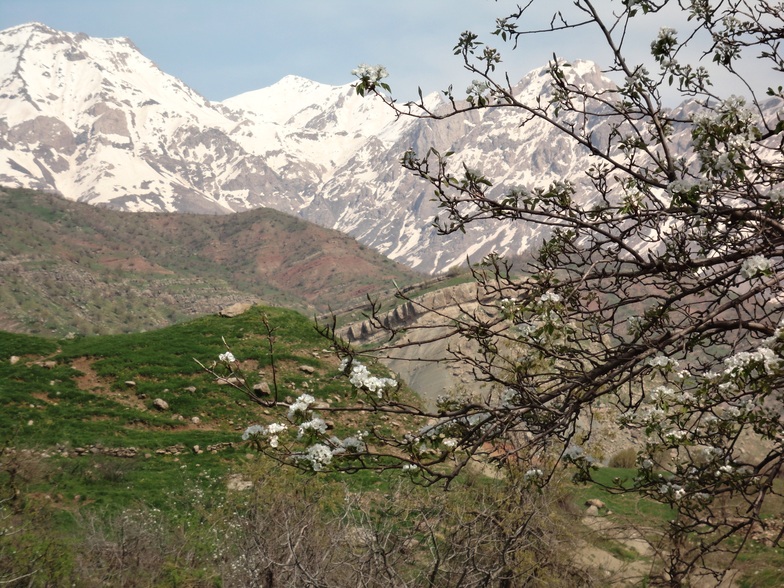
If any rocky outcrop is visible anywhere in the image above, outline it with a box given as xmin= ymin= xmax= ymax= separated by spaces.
xmin=8 ymin=116 xmax=77 ymax=153
xmin=340 ymin=282 xmax=485 ymax=344
xmin=338 ymin=283 xmax=492 ymax=409
xmin=219 ymin=301 xmax=256 ymax=317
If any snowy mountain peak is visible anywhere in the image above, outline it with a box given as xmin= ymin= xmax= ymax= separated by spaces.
xmin=223 ymin=74 xmax=350 ymax=123
xmin=5 ymin=21 xmax=54 ymax=35
xmin=510 ymin=58 xmax=612 ymax=104
xmin=0 ymin=23 xmax=654 ymax=275
xmin=1 ymin=20 xmax=213 ymax=127
xmin=5 ymin=21 xmax=139 ymax=60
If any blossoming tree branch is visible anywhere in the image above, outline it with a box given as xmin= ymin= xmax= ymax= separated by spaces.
xmin=203 ymin=1 xmax=783 ymax=584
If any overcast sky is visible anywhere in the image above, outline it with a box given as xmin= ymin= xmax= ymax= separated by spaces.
xmin=1 ymin=0 xmax=767 ymax=103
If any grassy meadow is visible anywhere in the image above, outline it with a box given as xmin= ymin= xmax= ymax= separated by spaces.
xmin=1 ymin=306 xmax=782 ymax=586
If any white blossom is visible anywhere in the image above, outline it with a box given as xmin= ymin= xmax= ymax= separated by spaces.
xmin=655 ymin=27 xmax=677 ymax=44
xmin=524 ymin=468 xmax=543 ymax=481
xmin=740 ymin=255 xmax=773 ymax=279
xmin=219 ymin=351 xmax=236 ymax=363
xmin=665 ymin=429 xmax=688 ymax=443
xmin=659 ymin=482 xmax=685 ymax=500
xmin=242 ymin=424 xmax=264 ymax=440
xmin=466 ymin=79 xmax=490 ymax=95
xmin=267 ymin=422 xmax=287 ymax=435
xmin=298 ymin=417 xmax=328 ymax=438
xmin=351 ymin=64 xmax=388 ymax=83
xmin=723 ymin=346 xmax=781 ymax=375
xmin=344 ymin=361 xmax=397 ymax=397
xmin=288 ymin=393 xmax=316 ymax=419
xmin=442 ymin=437 xmax=458 ymax=449
xmin=539 ymin=292 xmax=562 ymax=304
xmin=647 ymin=354 xmax=680 ymax=371
xmin=242 ymin=422 xmax=287 ymax=448
xmin=303 ymin=443 xmax=333 ymax=471
xmin=650 ymin=385 xmax=676 ymax=403
xmin=716 ymin=464 xmax=734 ymax=477
xmin=338 ymin=436 xmax=365 ymax=453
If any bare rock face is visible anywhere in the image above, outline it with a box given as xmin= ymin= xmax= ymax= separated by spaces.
xmin=216 ymin=377 xmax=245 ymax=386
xmin=340 ymin=281 xmax=479 ymax=344
xmin=339 ymin=282 xmax=486 ymax=409
xmin=8 ymin=116 xmax=77 ymax=154
xmin=89 ymin=104 xmax=130 ymax=138
xmin=226 ymin=474 xmax=253 ymax=491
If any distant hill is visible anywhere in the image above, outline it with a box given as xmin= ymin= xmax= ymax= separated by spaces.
xmin=0 ymin=187 xmax=423 ymax=336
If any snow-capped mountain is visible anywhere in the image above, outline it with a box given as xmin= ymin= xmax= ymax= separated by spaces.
xmin=0 ymin=23 xmax=644 ymax=273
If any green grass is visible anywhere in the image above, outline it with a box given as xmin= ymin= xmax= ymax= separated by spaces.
xmin=0 ymin=304 xmax=352 ymax=583
xmin=2 ymin=304 xmax=782 ymax=586
xmin=731 ymin=534 xmax=784 ymax=587
xmin=569 ymin=466 xmax=676 ymax=521
xmin=31 ymin=451 xmax=236 ymax=512
xmin=1 ymin=305 xmax=338 ymax=450
xmin=0 ymin=331 xmax=59 ymax=357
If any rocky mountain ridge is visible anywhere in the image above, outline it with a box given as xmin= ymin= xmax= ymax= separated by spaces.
xmin=5 ymin=23 xmax=777 ymax=274
xmin=0 ymin=23 xmax=616 ymax=273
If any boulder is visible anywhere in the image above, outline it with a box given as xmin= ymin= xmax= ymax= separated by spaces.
xmin=585 ymin=498 xmax=606 ymax=509
xmin=219 ymin=302 xmax=254 ymax=318
xmin=226 ymin=473 xmax=253 ymax=491
xmin=217 ymin=376 xmax=245 ymax=386
xmin=253 ymin=382 xmax=271 ymax=396
xmin=585 ymin=505 xmax=600 ymax=517
xmin=152 ymin=398 xmax=169 ymax=411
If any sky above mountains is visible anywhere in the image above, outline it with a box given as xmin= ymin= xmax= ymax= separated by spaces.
xmin=1 ymin=1 xmax=771 ymax=103
xmin=3 ymin=0 xmax=530 ymax=101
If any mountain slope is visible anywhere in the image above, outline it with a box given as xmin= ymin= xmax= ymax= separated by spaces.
xmin=0 ymin=187 xmax=422 ymax=336
xmin=7 ymin=24 xmax=779 ymax=274
xmin=0 ymin=23 xmax=617 ymax=273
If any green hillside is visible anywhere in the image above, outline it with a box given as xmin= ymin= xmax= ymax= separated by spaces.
xmin=1 ymin=307 xmax=782 ymax=586
xmin=0 ymin=305 xmax=420 ymax=585
xmin=0 ymin=187 xmax=423 ymax=337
